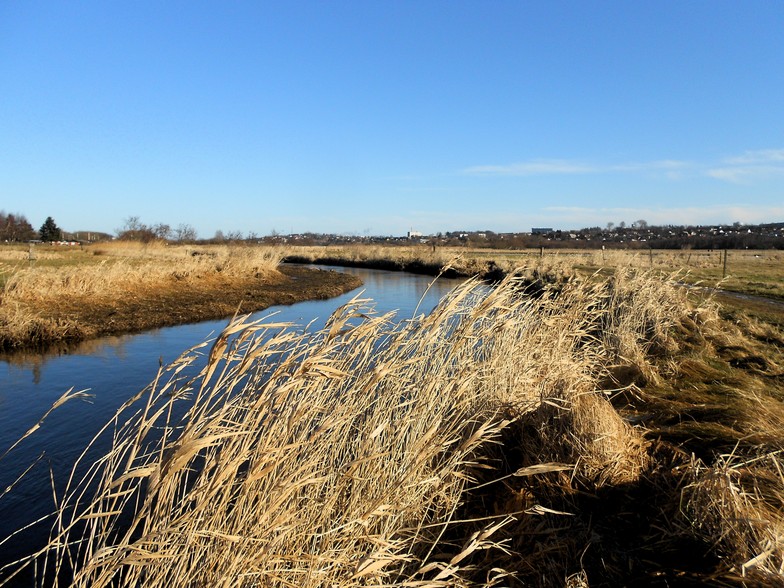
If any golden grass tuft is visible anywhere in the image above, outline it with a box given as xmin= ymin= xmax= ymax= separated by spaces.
xmin=684 ymin=452 xmax=784 ymax=582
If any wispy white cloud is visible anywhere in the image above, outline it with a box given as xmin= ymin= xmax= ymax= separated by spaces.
xmin=609 ymin=160 xmax=690 ymax=172
xmin=723 ymin=149 xmax=784 ymax=166
xmin=464 ymin=159 xmax=597 ymax=176
xmin=464 ymin=149 xmax=784 ymax=185
xmin=706 ymin=149 xmax=784 ymax=183
xmin=463 ymin=158 xmax=691 ymax=177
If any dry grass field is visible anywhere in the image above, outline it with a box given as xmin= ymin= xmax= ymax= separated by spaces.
xmin=0 ymin=242 xmax=361 ymax=351
xmin=283 ymin=244 xmax=784 ymax=300
xmin=2 ymin=264 xmax=783 ymax=586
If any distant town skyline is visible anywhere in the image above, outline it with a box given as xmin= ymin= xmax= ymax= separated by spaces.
xmin=2 ymin=2 xmax=782 ymax=237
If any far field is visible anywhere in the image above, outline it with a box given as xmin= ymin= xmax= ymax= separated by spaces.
xmin=283 ymin=242 xmax=784 ymax=304
xmin=2 ymin=243 xmax=783 ymax=352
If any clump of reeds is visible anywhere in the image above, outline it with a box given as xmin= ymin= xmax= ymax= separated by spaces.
xmin=4 ymin=267 xmax=779 ymax=586
xmin=0 ymin=302 xmax=83 ymax=348
xmin=0 ymin=278 xmax=513 ymax=585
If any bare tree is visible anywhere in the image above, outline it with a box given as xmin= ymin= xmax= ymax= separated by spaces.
xmin=117 ymin=216 xmax=155 ymax=242
xmin=152 ymin=223 xmax=172 ymax=241
xmin=0 ymin=211 xmax=36 ymax=242
xmin=174 ymin=223 xmax=198 ymax=243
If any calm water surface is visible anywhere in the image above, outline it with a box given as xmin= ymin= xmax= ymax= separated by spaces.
xmin=0 ymin=266 xmax=462 ymax=574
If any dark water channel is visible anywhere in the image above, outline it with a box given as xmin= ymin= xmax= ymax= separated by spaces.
xmin=0 ymin=266 xmax=462 ymax=580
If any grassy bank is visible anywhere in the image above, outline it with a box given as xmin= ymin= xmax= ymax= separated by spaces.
xmin=2 ymin=267 xmax=783 ymax=586
xmin=0 ymin=242 xmax=362 ymax=351
xmin=283 ymin=244 xmax=784 ymax=299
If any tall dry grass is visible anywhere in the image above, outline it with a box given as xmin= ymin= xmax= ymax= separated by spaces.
xmin=3 ymin=243 xmax=283 ymax=302
xmin=2 ymin=267 xmax=782 ymax=586
xmin=0 ymin=243 xmax=284 ymax=349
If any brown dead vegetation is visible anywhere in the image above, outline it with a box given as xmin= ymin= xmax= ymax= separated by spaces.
xmin=1 ymin=266 xmax=783 ymax=587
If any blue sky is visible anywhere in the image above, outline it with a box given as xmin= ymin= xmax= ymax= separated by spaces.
xmin=1 ymin=1 xmax=782 ymax=238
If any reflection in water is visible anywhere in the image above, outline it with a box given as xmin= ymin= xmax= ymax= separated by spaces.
xmin=1 ymin=333 xmax=139 ymax=383
xmin=0 ymin=266 xmax=462 ymax=575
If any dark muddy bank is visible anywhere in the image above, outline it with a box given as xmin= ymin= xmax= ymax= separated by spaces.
xmin=282 ymin=254 xmax=508 ymax=280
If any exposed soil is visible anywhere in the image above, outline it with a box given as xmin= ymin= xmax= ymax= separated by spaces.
xmin=1 ymin=266 xmax=362 ymax=352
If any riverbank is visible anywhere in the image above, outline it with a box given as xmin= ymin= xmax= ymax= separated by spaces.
xmin=282 ymin=244 xmax=784 ymax=299
xmin=0 ymin=243 xmax=362 ymax=351
xmin=283 ymin=252 xmax=508 ymax=280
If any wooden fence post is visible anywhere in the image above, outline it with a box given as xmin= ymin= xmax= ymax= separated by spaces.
xmin=28 ymin=243 xmax=37 ymax=266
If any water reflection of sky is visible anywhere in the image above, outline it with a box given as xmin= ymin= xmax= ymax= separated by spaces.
xmin=0 ymin=267 xmax=462 ymax=569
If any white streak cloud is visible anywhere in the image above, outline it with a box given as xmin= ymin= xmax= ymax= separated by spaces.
xmin=724 ymin=149 xmax=784 ymax=166
xmin=464 ymin=159 xmax=597 ymax=176
xmin=464 ymin=158 xmax=691 ymax=177
xmin=465 ymin=149 xmax=784 ymax=185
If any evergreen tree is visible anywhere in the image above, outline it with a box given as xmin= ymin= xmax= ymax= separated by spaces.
xmin=39 ymin=216 xmax=62 ymax=242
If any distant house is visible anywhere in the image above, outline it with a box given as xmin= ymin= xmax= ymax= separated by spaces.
xmin=407 ymin=230 xmax=423 ymax=239
xmin=531 ymin=227 xmax=553 ymax=235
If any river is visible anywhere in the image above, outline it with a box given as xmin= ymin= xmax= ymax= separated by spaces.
xmin=0 ymin=266 xmax=463 ymax=582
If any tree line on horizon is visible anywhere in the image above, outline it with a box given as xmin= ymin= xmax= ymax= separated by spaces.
xmin=0 ymin=211 xmax=65 ymax=243
xmin=2 ymin=211 xmax=782 ymax=249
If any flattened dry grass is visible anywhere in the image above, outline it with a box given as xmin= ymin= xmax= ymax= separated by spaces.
xmin=2 ymin=267 xmax=784 ymax=586
xmin=607 ymin=280 xmax=784 ymax=583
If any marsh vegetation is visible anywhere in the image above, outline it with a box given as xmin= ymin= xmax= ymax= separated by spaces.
xmin=284 ymin=244 xmax=784 ymax=300
xmin=1 ymin=260 xmax=782 ymax=586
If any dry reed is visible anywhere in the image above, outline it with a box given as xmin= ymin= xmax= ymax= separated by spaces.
xmin=684 ymin=451 xmax=784 ymax=582
xmin=2 ymin=266 xmax=781 ymax=586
